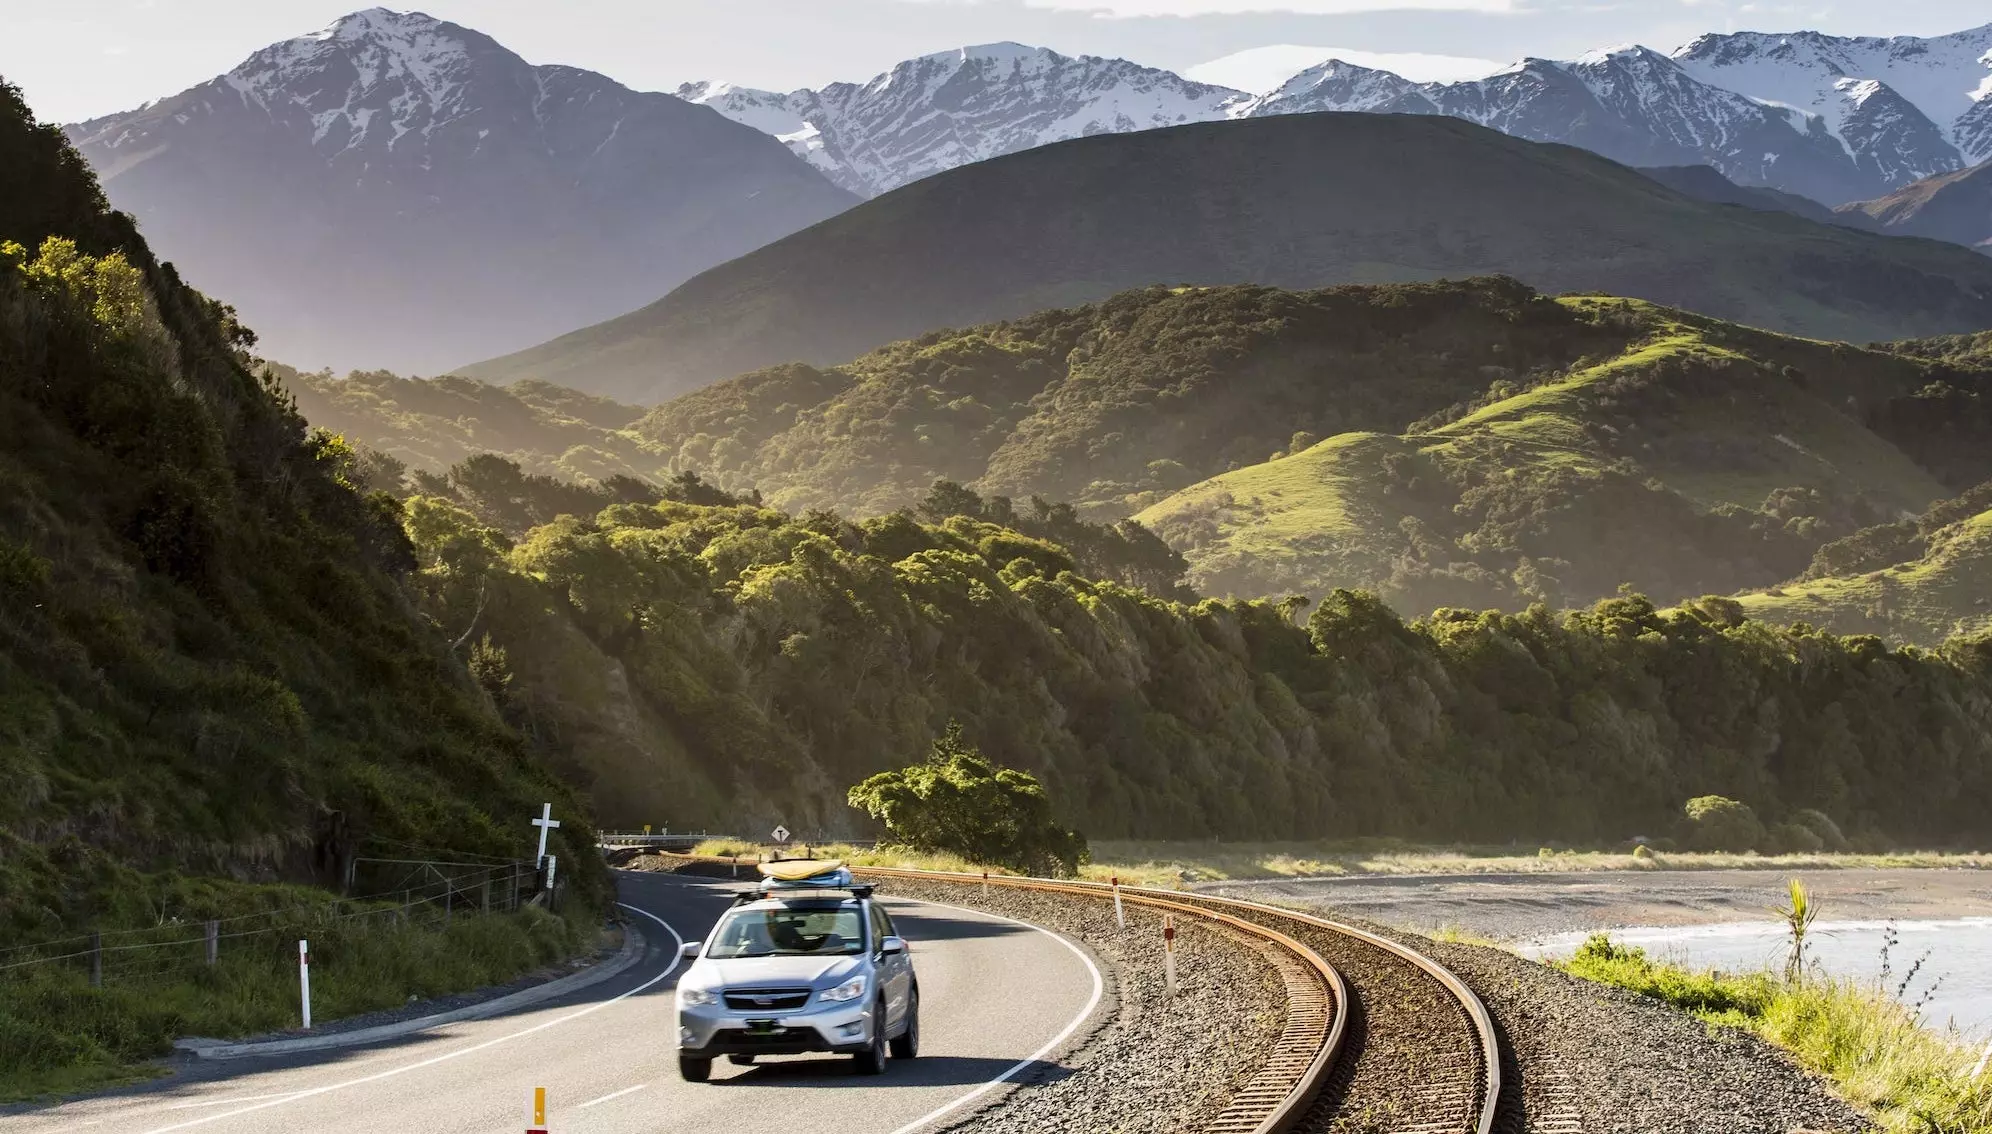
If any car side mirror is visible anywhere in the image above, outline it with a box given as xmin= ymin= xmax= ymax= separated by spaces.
xmin=679 ymin=941 xmax=703 ymax=961
xmin=880 ymin=936 xmax=907 ymax=956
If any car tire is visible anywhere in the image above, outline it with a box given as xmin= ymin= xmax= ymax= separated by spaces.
xmin=852 ymin=1000 xmax=889 ymax=1075
xmin=679 ymin=1055 xmax=713 ymax=1082
xmin=889 ymin=988 xmax=920 ymax=1060
xmin=726 ymin=1053 xmax=757 ymax=1067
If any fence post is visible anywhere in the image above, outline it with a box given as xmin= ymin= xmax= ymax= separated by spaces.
xmin=89 ymin=932 xmax=102 ymax=988
xmin=205 ymin=920 xmax=219 ymax=966
xmin=482 ymin=873 xmax=493 ymax=914
xmin=298 ymin=939 xmax=313 ymax=1029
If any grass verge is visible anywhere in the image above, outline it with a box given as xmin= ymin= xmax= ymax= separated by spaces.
xmin=0 ymin=902 xmax=591 ymax=1104
xmin=1561 ymin=935 xmax=1992 ymax=1132
xmin=686 ymin=839 xmax=1991 ymax=889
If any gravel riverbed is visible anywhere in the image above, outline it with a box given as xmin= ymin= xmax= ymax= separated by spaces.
xmin=874 ymin=877 xmax=1289 ymax=1134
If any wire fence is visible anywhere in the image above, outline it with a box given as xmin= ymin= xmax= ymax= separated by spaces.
xmin=0 ymin=856 xmax=561 ymax=989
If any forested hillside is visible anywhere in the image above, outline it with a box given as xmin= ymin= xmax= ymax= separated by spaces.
xmin=465 ymin=113 xmax=1992 ymax=402
xmin=1132 ymin=295 xmax=1992 ymax=612
xmin=608 ymin=278 xmax=1992 ymax=620
xmin=1733 ymin=485 xmax=1992 ymax=645
xmin=0 ymin=82 xmax=598 ymax=938
xmin=391 ymin=478 xmax=1992 ymax=848
xmin=277 ymin=363 xmax=666 ymax=485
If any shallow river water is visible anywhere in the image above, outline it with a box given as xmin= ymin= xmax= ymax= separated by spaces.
xmin=1525 ymin=917 xmax=1992 ymax=1038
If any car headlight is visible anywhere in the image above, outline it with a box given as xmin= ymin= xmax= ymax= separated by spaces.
xmin=678 ymin=985 xmax=719 ymax=1008
xmin=818 ymin=975 xmax=867 ymax=1003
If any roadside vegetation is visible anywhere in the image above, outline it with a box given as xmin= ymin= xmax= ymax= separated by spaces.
xmin=1562 ymin=886 xmax=1992 ymax=1133
xmin=0 ymin=83 xmax=606 ymax=1100
xmin=0 ymin=900 xmax=588 ymax=1102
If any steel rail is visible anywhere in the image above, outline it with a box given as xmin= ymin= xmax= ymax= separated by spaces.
xmin=645 ymin=851 xmax=1346 ymax=1134
xmin=858 ymin=867 xmax=1497 ymax=1134
xmin=856 ymin=865 xmax=1348 ymax=1134
xmin=1124 ymin=884 xmax=1501 ymax=1134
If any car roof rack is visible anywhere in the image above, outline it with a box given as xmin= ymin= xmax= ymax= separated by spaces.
xmin=733 ymin=882 xmax=874 ymax=904
xmin=732 ymin=859 xmax=874 ymax=903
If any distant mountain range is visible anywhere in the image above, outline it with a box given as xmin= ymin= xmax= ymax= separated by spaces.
xmin=63 ymin=8 xmax=855 ymax=373
xmin=680 ymin=25 xmax=1992 ymax=207
xmin=52 ymin=10 xmax=1992 ymax=376
xmin=462 ymin=112 xmax=1992 ymax=404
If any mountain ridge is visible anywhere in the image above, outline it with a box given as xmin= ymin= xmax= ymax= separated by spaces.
xmin=64 ymin=7 xmax=856 ymax=373
xmin=681 ymin=21 xmax=1992 ymax=206
xmin=462 ymin=112 xmax=1992 ymax=404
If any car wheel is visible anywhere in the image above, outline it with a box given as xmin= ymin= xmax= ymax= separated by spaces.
xmin=726 ymin=1053 xmax=757 ymax=1067
xmin=679 ymin=1055 xmax=713 ymax=1082
xmin=852 ymin=999 xmax=889 ymax=1075
xmin=889 ymin=988 xmax=920 ymax=1060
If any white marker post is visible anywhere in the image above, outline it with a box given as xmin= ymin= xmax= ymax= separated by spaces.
xmin=1113 ymin=875 xmax=1125 ymax=930
xmin=1163 ymin=915 xmax=1177 ymax=997
xmin=531 ymin=803 xmax=561 ymax=867
xmin=982 ymin=870 xmax=989 ymax=896
xmin=1972 ymin=1037 xmax=1992 ymax=1081
xmin=527 ymin=1085 xmax=548 ymax=1134
xmin=298 ymin=939 xmax=313 ymax=1029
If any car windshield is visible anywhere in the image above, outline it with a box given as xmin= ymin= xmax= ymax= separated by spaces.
xmin=707 ymin=905 xmax=866 ymax=958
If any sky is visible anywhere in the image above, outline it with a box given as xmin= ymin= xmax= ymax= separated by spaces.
xmin=6 ymin=0 xmax=1989 ymax=123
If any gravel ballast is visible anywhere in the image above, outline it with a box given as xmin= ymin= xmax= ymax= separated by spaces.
xmin=876 ymin=877 xmax=1291 ymax=1134
xmin=1329 ymin=916 xmax=1876 ymax=1134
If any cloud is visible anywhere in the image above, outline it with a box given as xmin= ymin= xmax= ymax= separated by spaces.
xmin=1187 ymin=44 xmax=1508 ymax=90
xmin=905 ymin=0 xmax=1516 ymax=15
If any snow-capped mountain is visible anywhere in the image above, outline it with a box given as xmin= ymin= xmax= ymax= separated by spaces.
xmin=1675 ymin=25 xmax=1992 ymax=171
xmin=687 ymin=24 xmax=1992 ymax=209
xmin=678 ymin=43 xmax=1250 ymax=197
xmin=67 ymin=8 xmax=855 ymax=373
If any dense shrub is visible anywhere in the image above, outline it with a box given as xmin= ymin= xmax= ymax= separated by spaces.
xmin=1683 ymin=796 xmax=1766 ymax=853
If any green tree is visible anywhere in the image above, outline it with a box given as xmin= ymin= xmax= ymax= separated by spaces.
xmin=847 ymin=722 xmax=1087 ymax=877
xmin=1683 ymin=796 xmax=1765 ymax=852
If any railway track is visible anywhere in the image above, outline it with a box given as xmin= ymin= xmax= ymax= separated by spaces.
xmin=643 ymin=851 xmax=1496 ymax=1134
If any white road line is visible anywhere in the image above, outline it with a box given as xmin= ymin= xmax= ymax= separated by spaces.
xmin=132 ymin=902 xmax=684 ymax=1134
xmin=880 ymin=896 xmax=1106 ymax=1134
xmin=575 ymin=1083 xmax=648 ymax=1108
xmin=164 ymin=1092 xmax=305 ymax=1110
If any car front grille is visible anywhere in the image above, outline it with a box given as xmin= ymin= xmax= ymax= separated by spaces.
xmin=722 ymin=987 xmax=812 ymax=1011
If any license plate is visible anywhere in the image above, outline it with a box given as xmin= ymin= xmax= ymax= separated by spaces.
xmin=747 ymin=1020 xmax=783 ymax=1034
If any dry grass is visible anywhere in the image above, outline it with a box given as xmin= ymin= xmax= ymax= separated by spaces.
xmin=689 ymin=839 xmax=1991 ymax=890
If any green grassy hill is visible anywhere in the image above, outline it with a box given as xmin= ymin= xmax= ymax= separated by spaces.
xmin=1731 ymin=486 xmax=1992 ymax=646
xmin=1735 ymin=512 xmax=1992 ymax=645
xmin=462 ymin=112 xmax=1992 ymax=403
xmin=633 ymin=278 xmax=1640 ymax=516
xmin=1135 ymin=297 xmax=1989 ymax=612
xmin=0 ymin=82 xmax=598 ymax=1094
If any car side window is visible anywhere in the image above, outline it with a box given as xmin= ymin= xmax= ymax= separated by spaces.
xmin=869 ymin=903 xmax=892 ymax=952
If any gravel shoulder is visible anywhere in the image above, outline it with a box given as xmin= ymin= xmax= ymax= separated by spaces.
xmin=1237 ymin=892 xmax=1879 ymax=1134
xmin=874 ymin=877 xmax=1289 ymax=1134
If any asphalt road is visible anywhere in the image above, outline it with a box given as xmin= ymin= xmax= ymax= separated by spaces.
xmin=5 ymin=871 xmax=1103 ymax=1134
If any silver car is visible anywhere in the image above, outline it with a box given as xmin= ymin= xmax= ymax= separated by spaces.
xmin=674 ymin=883 xmax=919 ymax=1080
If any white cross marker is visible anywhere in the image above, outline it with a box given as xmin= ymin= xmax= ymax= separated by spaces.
xmin=532 ymin=803 xmax=561 ymax=864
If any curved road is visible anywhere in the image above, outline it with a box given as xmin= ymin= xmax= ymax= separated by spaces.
xmin=7 ymin=871 xmax=1102 ymax=1134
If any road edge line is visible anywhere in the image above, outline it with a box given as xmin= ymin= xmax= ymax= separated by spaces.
xmin=133 ymin=904 xmax=684 ymax=1134
xmin=878 ymin=894 xmax=1106 ymax=1134
xmin=177 ymin=923 xmax=649 ymax=1061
